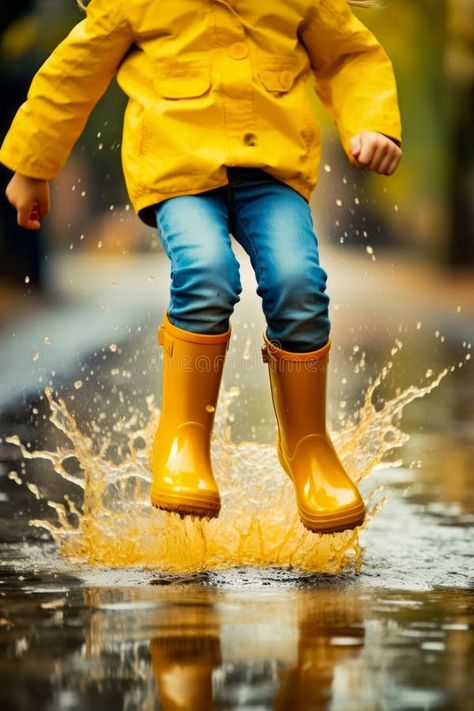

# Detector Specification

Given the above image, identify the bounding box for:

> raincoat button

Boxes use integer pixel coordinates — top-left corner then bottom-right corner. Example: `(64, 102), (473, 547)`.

(243, 132), (257, 146)
(229, 42), (248, 60)
(279, 71), (293, 90)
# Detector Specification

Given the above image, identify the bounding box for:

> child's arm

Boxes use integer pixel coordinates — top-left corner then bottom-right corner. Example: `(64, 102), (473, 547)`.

(300, 0), (402, 173)
(1, 0), (133, 228)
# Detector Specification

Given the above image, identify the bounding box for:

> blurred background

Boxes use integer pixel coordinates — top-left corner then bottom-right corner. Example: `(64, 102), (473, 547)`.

(0, 0), (472, 435)
(0, 0), (473, 430)
(1, 0), (473, 286)
(0, 6), (473, 709)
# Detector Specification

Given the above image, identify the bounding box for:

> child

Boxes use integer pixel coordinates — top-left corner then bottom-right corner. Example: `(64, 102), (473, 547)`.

(1, 0), (402, 533)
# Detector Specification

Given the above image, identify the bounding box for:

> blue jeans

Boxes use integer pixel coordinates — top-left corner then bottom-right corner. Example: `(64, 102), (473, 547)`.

(155, 167), (330, 352)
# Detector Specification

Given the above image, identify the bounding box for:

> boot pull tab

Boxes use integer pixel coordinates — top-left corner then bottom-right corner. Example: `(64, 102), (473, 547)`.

(158, 325), (173, 357)
(261, 344), (269, 363)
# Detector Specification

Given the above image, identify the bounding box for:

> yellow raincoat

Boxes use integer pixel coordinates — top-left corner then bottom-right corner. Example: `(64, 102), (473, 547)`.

(0, 0), (402, 226)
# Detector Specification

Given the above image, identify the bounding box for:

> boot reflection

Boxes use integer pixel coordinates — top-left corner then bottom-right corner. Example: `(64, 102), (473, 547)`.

(273, 590), (365, 711)
(150, 623), (221, 710)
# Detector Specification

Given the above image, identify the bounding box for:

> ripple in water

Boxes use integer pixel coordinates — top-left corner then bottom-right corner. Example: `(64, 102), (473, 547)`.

(5, 340), (457, 574)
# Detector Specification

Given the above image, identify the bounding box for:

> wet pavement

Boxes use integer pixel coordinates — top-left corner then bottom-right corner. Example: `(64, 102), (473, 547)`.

(0, 243), (473, 710)
(0, 565), (472, 711)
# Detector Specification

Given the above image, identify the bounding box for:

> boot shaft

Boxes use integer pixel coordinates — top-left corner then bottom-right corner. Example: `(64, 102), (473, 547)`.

(262, 334), (331, 457)
(158, 314), (231, 431)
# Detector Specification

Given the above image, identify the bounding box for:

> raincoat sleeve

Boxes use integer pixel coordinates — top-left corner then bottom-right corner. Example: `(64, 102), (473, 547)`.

(300, 0), (402, 163)
(0, 0), (133, 180)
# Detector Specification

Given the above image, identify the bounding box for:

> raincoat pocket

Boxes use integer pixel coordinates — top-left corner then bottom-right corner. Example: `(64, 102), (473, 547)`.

(256, 55), (303, 93)
(153, 62), (212, 100)
(138, 61), (217, 173)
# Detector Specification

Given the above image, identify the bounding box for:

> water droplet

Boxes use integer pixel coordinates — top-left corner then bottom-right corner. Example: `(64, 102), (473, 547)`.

(26, 483), (41, 500)
(109, 344), (118, 352)
(206, 405), (215, 413)
(43, 336), (51, 345)
(336, 198), (343, 207)
(242, 335), (252, 361)
(8, 471), (22, 485)
(323, 163), (331, 172)
(74, 381), (83, 390)
(24, 275), (30, 284)
(32, 351), (39, 362)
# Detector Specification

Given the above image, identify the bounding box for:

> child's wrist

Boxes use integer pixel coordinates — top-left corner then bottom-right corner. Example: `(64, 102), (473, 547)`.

(381, 134), (401, 148)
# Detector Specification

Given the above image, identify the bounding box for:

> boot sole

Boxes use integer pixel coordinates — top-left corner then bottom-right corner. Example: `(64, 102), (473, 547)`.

(150, 490), (221, 520)
(299, 501), (366, 534)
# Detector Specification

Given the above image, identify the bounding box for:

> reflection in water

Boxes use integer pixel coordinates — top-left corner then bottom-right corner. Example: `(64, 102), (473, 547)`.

(150, 606), (222, 710)
(0, 571), (472, 710)
(273, 591), (364, 711)
(5, 336), (469, 574)
(151, 635), (221, 710)
(82, 585), (366, 710)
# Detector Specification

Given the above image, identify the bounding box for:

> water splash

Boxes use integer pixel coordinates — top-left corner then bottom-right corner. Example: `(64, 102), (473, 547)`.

(5, 341), (455, 575)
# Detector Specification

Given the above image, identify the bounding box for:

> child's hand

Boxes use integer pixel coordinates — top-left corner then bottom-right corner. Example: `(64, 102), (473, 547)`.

(349, 131), (402, 176)
(5, 173), (50, 230)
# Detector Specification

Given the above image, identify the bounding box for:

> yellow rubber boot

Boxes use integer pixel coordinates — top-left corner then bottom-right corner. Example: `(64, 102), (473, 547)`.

(150, 313), (231, 518)
(262, 333), (365, 534)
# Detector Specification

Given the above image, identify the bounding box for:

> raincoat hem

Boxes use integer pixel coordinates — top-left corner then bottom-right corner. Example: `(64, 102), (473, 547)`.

(136, 175), (314, 227)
